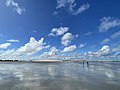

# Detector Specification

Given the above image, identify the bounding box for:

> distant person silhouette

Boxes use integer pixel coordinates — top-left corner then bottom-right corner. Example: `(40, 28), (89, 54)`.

(83, 62), (84, 67)
(87, 61), (89, 67)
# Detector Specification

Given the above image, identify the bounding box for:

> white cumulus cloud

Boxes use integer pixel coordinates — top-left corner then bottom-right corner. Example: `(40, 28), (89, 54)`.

(0, 37), (50, 60)
(49, 27), (78, 46)
(49, 27), (69, 36)
(62, 45), (76, 52)
(61, 32), (75, 46)
(17, 37), (48, 55)
(98, 17), (120, 32)
(87, 45), (110, 57)
(0, 49), (18, 60)
(96, 45), (110, 56)
(0, 43), (11, 49)
(40, 46), (59, 57)
(5, 0), (25, 15)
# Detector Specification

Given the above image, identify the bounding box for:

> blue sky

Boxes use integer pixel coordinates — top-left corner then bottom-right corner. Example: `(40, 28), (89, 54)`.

(0, 0), (120, 60)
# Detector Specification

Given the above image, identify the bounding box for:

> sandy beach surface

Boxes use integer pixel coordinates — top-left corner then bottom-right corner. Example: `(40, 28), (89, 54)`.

(0, 61), (120, 90)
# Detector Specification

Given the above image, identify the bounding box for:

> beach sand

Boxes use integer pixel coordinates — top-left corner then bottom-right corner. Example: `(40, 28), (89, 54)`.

(0, 61), (120, 90)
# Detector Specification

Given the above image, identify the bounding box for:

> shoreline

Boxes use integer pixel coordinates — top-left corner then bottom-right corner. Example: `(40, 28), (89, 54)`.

(0, 59), (120, 63)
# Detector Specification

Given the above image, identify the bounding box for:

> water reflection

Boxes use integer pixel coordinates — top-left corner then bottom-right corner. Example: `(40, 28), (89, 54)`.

(0, 62), (120, 90)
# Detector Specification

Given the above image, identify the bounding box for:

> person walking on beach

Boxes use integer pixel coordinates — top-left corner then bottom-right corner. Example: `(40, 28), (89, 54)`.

(83, 62), (84, 67)
(87, 61), (89, 67)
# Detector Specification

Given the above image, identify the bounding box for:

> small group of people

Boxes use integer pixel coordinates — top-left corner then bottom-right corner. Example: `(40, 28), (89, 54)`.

(83, 61), (89, 67)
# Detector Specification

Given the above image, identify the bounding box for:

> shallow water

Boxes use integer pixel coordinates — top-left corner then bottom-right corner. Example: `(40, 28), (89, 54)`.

(0, 62), (120, 90)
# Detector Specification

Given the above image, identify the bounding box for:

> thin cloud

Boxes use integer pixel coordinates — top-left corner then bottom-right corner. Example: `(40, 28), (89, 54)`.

(0, 43), (11, 49)
(111, 31), (120, 39)
(100, 38), (110, 45)
(69, 3), (90, 15)
(79, 43), (86, 48)
(7, 39), (19, 42)
(112, 44), (120, 52)
(55, 0), (90, 15)
(5, 0), (25, 15)
(98, 17), (120, 32)
(0, 34), (5, 37)
(85, 32), (93, 35)
(33, 30), (37, 33)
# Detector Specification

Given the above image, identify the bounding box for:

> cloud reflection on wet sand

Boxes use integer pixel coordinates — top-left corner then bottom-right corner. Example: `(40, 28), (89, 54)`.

(0, 62), (120, 90)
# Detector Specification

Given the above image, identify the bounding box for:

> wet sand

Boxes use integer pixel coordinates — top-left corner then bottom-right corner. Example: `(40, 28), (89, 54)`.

(0, 61), (120, 90)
